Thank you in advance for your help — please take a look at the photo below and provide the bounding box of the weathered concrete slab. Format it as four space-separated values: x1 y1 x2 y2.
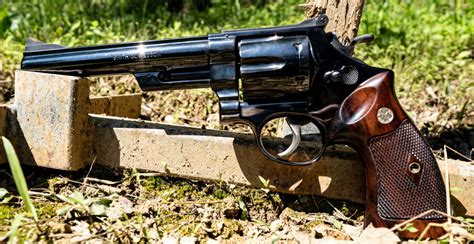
90 94 142 119
10 70 92 170
92 115 364 202
444 160 474 216
92 115 473 216
0 105 7 164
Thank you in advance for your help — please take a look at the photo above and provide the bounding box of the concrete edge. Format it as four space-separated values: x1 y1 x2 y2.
90 114 473 216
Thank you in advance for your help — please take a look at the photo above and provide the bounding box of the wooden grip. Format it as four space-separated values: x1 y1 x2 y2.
328 71 447 238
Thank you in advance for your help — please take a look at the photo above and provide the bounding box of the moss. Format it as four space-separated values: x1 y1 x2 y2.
36 201 63 218
142 176 168 192
340 203 350 216
213 188 229 200
0 204 21 222
174 183 195 199
141 176 234 203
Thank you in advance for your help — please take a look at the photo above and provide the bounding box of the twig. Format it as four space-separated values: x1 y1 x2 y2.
0 233 7 242
418 222 474 241
444 145 454 243
444 145 472 161
27 190 52 197
298 3 315 7
325 200 357 225
389 209 456 232
85 177 124 185
48 233 78 238
389 208 474 241
81 157 96 193
166 200 225 205
65 179 140 199
136 172 166 177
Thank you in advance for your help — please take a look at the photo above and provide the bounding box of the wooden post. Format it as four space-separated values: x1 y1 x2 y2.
304 0 365 44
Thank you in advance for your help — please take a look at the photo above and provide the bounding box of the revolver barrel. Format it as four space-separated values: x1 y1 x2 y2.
21 37 210 77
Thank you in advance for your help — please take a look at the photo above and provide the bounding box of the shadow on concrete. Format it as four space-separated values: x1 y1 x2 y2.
91 115 365 205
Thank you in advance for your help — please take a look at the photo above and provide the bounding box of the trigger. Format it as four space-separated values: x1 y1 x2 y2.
277 122 301 157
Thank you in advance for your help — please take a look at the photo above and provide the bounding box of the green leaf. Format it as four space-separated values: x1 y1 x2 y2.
0 188 12 203
90 202 108 216
438 237 450 244
456 216 474 224
0 188 9 199
69 21 81 32
90 197 113 216
327 216 342 230
2 137 38 222
237 197 248 221
399 223 418 233
65 191 85 205
456 50 471 59
258 175 270 188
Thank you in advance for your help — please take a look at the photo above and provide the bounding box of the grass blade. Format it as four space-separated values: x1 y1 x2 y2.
1 137 38 222
7 214 23 244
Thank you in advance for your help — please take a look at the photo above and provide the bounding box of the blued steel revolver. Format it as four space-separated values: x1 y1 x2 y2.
21 15 447 238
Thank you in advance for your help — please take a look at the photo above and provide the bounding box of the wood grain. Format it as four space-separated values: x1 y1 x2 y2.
327 71 447 239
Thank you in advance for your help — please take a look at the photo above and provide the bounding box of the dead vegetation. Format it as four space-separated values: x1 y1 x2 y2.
0 164 362 242
1 158 473 242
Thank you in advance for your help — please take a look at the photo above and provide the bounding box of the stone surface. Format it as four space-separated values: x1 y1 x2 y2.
90 94 142 119
10 70 92 170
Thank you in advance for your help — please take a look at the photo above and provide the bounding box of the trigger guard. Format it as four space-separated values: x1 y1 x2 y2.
255 112 328 166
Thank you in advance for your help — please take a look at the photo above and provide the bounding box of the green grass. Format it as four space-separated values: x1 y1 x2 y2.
357 0 473 95
0 0 472 129
1 0 472 86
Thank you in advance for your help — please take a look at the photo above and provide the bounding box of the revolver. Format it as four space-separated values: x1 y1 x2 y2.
21 15 447 238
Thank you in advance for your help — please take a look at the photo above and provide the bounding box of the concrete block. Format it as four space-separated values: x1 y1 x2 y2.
443 159 474 217
90 94 142 119
92 115 474 216
91 114 368 204
11 70 92 170
0 105 7 164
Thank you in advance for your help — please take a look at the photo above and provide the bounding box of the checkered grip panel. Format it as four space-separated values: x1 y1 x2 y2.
369 120 446 220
